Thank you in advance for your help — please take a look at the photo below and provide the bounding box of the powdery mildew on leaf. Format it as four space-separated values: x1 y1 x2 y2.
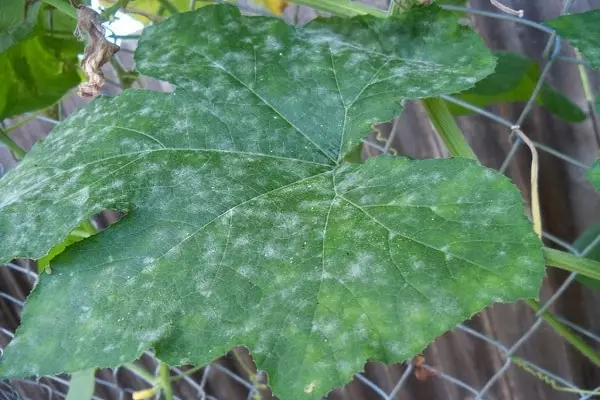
0 5 543 400
546 9 600 70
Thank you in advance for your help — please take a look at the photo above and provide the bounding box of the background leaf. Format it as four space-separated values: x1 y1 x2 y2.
0 0 41 53
546 9 600 70
588 159 600 191
65 369 96 400
445 51 586 123
0 5 543 399
586 96 600 191
0 7 83 120
100 0 212 23
573 223 600 291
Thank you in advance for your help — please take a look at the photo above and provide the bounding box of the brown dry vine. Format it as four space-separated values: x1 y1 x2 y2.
74 6 120 97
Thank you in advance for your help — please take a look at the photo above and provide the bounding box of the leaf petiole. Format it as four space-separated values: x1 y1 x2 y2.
0 128 26 160
421 97 477 160
543 247 600 281
159 362 174 400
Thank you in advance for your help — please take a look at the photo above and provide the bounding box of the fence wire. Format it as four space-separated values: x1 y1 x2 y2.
1 0 600 399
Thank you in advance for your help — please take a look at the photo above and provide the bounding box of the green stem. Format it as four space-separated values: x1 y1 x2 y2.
108 34 141 40
159 363 174 400
101 0 132 21
168 365 203 382
0 128 26 160
42 0 78 20
4 114 39 133
527 299 600 367
109 57 139 88
421 97 477 159
543 247 600 281
287 0 387 17
157 0 179 15
124 363 158 383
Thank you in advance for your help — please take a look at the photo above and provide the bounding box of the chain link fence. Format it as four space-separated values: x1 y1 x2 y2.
1 0 600 398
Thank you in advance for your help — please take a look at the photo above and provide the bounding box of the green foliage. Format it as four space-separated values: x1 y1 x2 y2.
0 0 41 52
586 97 600 191
0 5 545 399
588 160 600 192
445 51 586 123
573 223 600 292
37 220 96 273
101 0 212 23
547 9 600 70
0 6 83 120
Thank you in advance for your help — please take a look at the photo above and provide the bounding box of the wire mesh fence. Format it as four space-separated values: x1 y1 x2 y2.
1 0 600 399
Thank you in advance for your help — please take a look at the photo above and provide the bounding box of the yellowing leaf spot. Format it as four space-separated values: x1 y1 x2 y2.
252 0 288 15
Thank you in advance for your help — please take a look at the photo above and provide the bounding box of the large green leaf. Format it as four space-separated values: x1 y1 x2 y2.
0 5 544 399
446 51 586 123
547 9 600 70
0 7 83 120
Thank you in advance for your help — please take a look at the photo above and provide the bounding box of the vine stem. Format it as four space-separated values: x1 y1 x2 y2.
159 362 174 400
100 0 133 20
512 356 600 395
512 127 542 237
286 0 386 17
421 97 477 160
231 348 257 381
527 299 600 367
0 128 26 160
543 247 600 280
102 0 165 22
158 0 179 15
573 48 600 141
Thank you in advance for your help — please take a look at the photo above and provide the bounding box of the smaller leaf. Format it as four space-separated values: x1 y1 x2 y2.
0 6 83 120
446 51 586 123
573 223 600 292
37 220 96 274
546 9 600 70
66 368 96 400
587 160 600 192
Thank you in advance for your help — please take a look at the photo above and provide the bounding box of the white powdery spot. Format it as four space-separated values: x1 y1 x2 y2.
263 35 284 52
138 324 170 345
262 244 277 259
233 235 249 248
345 252 374 279
103 344 117 353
